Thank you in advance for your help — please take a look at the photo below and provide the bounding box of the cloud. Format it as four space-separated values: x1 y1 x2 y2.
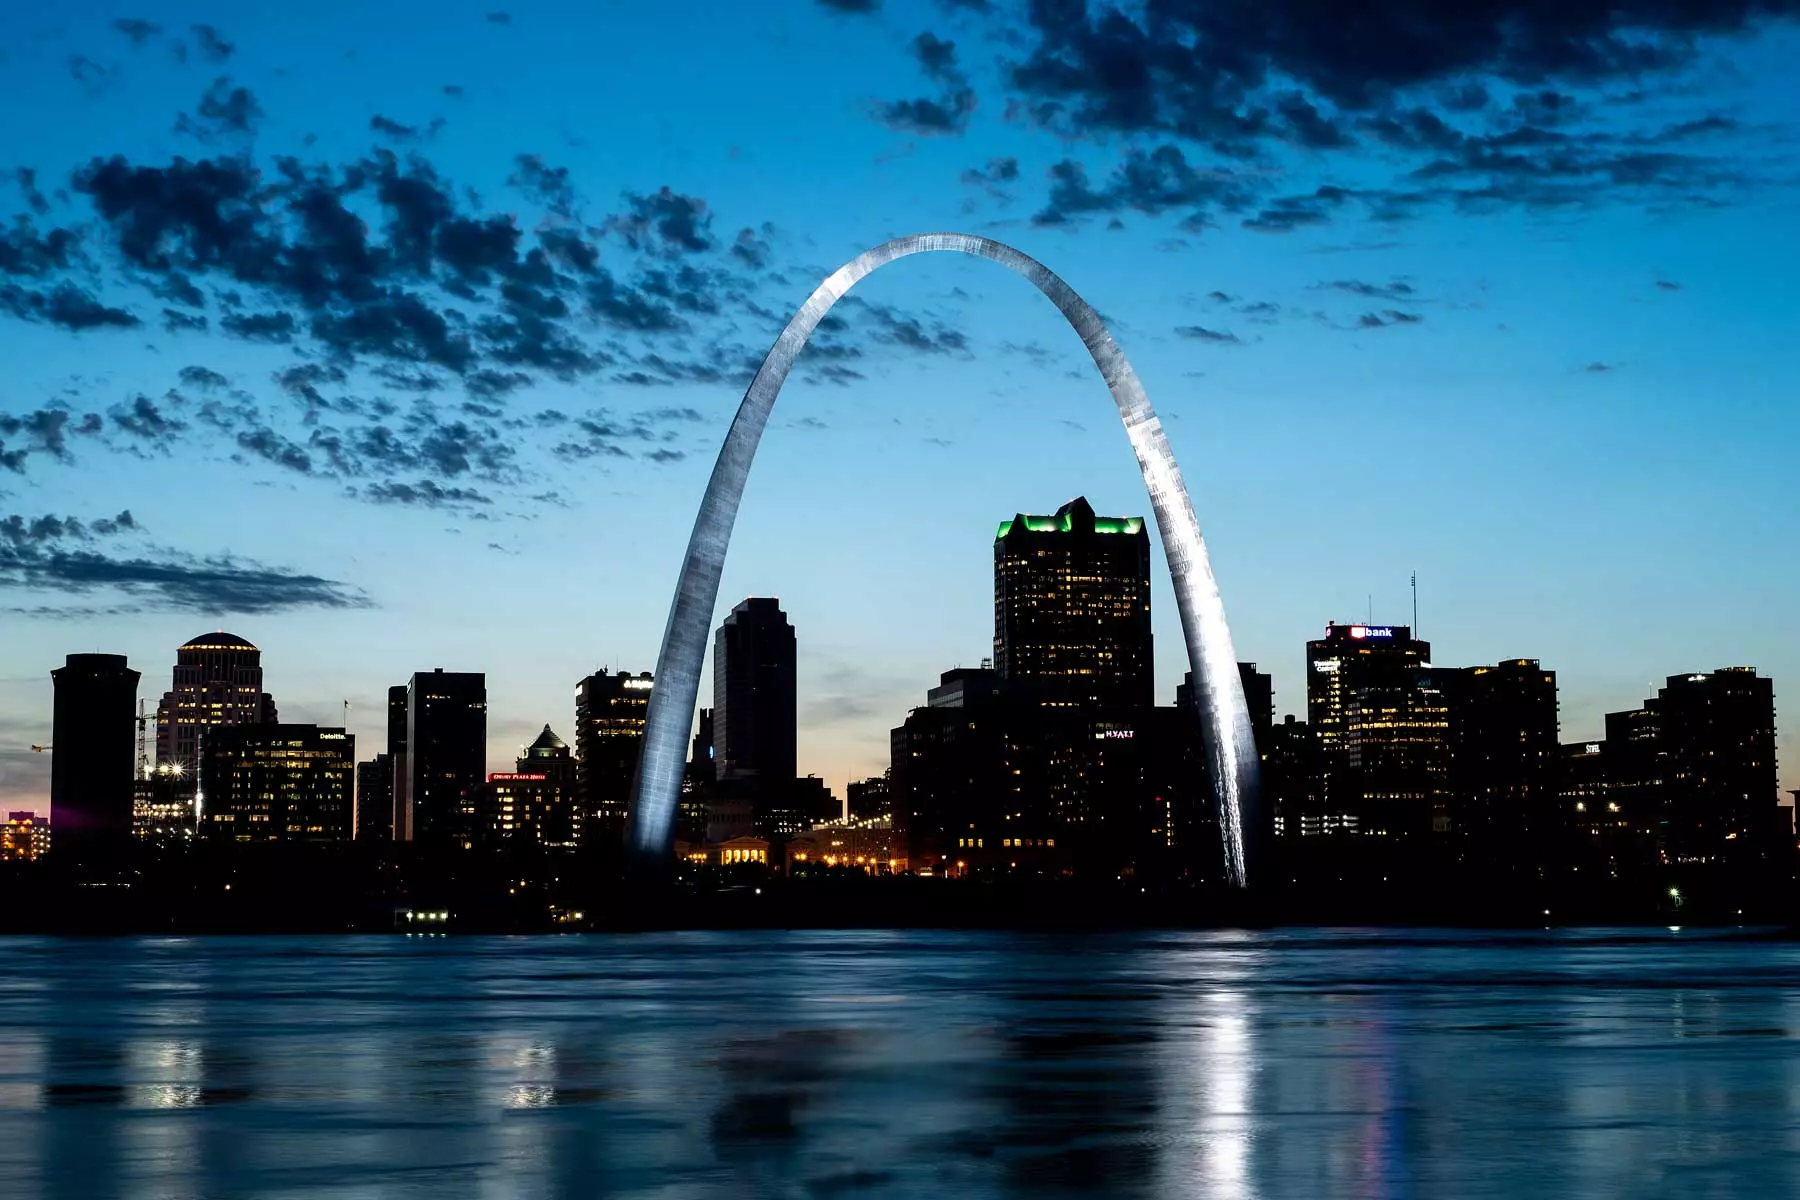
362 479 493 508
1582 360 1617 372
191 24 234 62
175 77 264 140
111 18 163 48
816 0 880 11
0 407 104 471
877 33 978 135
510 154 579 217
0 282 138 329
219 309 297 342
1034 145 1256 226
371 114 446 144
0 509 365 613
110 395 187 445
1175 324 1243 344
607 186 715 256
485 11 513 24
1655 278 1681 291
1356 309 1425 328
1317 278 1416 300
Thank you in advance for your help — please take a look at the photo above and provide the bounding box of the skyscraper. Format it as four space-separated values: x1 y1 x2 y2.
1447 659 1561 866
200 725 355 841
1306 623 1435 835
155 633 275 772
714 599 797 816
406 669 487 845
356 754 393 841
575 670 653 831
387 684 409 841
1656 667 1779 862
993 496 1152 709
50 652 140 855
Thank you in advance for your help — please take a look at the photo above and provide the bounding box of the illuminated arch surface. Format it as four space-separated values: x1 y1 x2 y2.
627 233 1261 886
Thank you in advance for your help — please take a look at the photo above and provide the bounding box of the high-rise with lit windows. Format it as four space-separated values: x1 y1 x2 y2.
200 724 355 841
993 496 1151 709
576 670 653 831
155 633 276 773
405 669 487 845
1305 623 1435 836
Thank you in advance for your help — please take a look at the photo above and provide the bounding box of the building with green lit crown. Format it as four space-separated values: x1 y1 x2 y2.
994 496 1152 710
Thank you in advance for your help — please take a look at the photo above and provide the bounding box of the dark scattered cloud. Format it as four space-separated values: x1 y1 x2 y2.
175 77 264 140
111 19 163 48
1317 278 1415 300
1356 309 1425 328
510 154 579 217
1583 360 1617 372
68 56 121 95
0 408 104 472
485 11 513 24
371 115 447 144
878 32 977 136
816 0 881 11
1655 278 1682 291
607 186 715 257
1034 145 1256 227
1175 324 1242 344
363 479 492 508
110 395 187 445
220 309 297 342
0 282 138 330
191 24 234 62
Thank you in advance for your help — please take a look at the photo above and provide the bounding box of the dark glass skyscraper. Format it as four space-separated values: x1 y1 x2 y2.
714 599 797 791
200 725 355 841
406 669 487 845
575 670 653 830
993 496 1151 709
50 652 140 853
1656 667 1779 861
387 683 408 840
356 753 393 841
1447 659 1561 865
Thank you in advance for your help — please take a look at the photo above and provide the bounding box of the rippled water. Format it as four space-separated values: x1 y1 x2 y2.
1 930 1798 1198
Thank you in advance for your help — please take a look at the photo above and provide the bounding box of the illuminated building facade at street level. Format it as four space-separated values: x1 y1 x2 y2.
355 754 392 841
405 669 487 846
1655 667 1781 862
575 670 653 830
199 725 355 842
471 727 581 848
994 497 1153 710
0 812 49 862
787 817 904 875
1446 660 1562 866
133 766 197 842
155 633 275 773
51 652 140 853
627 235 1261 890
387 684 408 841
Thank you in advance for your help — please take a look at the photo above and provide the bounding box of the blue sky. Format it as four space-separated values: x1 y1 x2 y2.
2 0 1797 813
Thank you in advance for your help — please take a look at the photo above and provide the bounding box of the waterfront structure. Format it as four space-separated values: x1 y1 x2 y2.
50 652 140 853
0 812 49 861
405 670 487 845
575 670 653 831
627 234 1261 887
787 817 903 874
471 726 581 848
155 633 274 773
355 754 392 841
994 497 1152 709
199 725 355 841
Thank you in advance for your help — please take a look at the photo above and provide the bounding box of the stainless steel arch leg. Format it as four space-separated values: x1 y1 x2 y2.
627 234 1261 886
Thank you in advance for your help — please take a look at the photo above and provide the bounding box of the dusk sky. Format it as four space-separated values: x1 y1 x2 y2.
2 0 1796 815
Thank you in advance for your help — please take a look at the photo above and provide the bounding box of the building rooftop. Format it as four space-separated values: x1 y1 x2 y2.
181 631 257 650
996 495 1144 540
527 724 567 752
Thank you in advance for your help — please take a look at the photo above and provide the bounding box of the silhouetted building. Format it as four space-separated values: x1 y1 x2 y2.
1657 668 1779 862
50 652 140 855
715 599 798 831
0 812 49 861
200 724 355 841
387 684 409 841
472 726 581 848
155 633 274 772
994 496 1152 709
891 668 1028 874
1266 716 1326 836
846 774 891 821
356 754 393 841
1447 659 1561 867
576 670 653 831
406 669 486 845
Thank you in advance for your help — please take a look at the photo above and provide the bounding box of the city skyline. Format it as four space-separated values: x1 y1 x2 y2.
3 2 1798 815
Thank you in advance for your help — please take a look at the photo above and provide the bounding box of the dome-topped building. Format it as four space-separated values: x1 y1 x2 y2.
155 631 276 772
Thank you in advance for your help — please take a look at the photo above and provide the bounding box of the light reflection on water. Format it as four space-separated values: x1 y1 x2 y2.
0 930 1797 1198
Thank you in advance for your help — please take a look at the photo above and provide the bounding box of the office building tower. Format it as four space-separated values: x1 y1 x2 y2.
133 766 197 842
155 633 274 772
1305 623 1436 836
891 667 1030 874
200 725 355 841
472 726 581 848
50 652 140 853
1447 659 1561 864
576 670 654 829
1656 668 1779 861
406 670 487 845
846 775 892 821
993 496 1152 709
356 754 393 841
387 684 409 841
715 599 798 831
1178 665 1273 756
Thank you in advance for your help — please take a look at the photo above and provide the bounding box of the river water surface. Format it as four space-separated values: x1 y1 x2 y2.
1 929 1797 1198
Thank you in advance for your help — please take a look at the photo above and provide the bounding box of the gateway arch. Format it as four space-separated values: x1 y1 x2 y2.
626 233 1262 887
